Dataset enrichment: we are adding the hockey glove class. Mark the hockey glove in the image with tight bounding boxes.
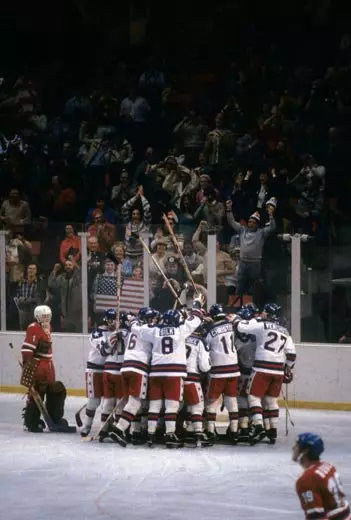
[283,365,293,384]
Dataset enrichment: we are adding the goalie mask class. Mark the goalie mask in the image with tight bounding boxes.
[34,305,52,325]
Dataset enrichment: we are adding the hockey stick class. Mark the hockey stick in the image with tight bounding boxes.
[131,232,183,307]
[162,213,199,295]
[9,343,76,433]
[81,405,117,442]
[75,403,87,427]
[281,385,295,432]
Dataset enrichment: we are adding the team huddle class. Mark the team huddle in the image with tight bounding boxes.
[19,303,350,519]
[79,296,296,448]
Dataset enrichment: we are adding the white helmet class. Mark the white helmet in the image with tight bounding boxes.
[34,305,52,324]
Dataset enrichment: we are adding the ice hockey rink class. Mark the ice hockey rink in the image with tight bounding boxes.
[0,393,350,520]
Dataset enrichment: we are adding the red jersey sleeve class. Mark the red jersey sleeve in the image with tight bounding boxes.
[21,323,40,363]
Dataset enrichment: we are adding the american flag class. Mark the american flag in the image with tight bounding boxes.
[120,278,145,314]
[94,275,145,314]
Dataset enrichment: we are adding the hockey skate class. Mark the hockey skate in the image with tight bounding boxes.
[226,429,239,445]
[80,424,92,438]
[249,424,266,445]
[147,432,156,447]
[109,426,128,447]
[265,427,277,445]
[131,430,148,446]
[236,428,250,444]
[165,433,183,449]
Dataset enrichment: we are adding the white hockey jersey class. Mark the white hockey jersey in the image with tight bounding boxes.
[185,334,211,383]
[138,314,202,377]
[86,326,113,372]
[235,329,256,375]
[104,328,129,375]
[121,321,153,375]
[206,320,240,378]
[234,318,296,375]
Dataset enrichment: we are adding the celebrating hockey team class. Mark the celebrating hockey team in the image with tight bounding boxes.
[19,296,298,447]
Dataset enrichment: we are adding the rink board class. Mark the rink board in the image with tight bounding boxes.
[1,332,351,411]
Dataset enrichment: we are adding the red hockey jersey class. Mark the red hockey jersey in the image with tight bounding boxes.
[21,322,53,363]
[296,461,350,520]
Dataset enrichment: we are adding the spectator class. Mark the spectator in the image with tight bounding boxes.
[5,226,32,284]
[59,224,81,265]
[204,112,235,173]
[110,170,135,222]
[110,242,133,277]
[14,263,46,330]
[122,185,151,264]
[225,200,276,299]
[0,188,31,228]
[86,196,116,225]
[48,260,82,332]
[173,110,208,167]
[194,187,225,233]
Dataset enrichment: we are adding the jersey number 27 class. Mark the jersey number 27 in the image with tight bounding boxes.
[264,332,287,353]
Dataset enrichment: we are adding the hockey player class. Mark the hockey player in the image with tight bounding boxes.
[183,323,211,447]
[21,305,69,432]
[234,306,257,443]
[99,311,130,441]
[293,433,351,520]
[81,309,118,437]
[234,302,296,444]
[136,295,205,448]
[110,307,158,447]
[205,304,240,444]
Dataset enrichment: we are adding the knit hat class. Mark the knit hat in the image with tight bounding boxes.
[266,197,277,209]
[249,211,260,223]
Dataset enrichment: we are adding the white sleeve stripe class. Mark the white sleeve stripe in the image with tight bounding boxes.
[22,348,35,353]
[23,342,36,349]
[306,507,325,514]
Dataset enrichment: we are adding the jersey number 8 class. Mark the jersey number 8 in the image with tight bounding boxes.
[161,337,174,354]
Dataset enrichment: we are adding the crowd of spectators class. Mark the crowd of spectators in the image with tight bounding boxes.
[1,15,351,342]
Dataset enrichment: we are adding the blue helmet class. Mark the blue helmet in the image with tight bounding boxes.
[296,432,324,459]
[103,309,117,324]
[263,303,281,319]
[237,307,252,320]
[209,304,226,320]
[119,311,133,328]
[138,307,160,323]
[244,302,259,316]
[162,309,184,327]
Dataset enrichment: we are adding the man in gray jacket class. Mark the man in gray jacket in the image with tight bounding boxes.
[225,200,276,299]
[48,260,82,332]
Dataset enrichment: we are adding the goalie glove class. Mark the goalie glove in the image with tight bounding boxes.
[283,365,293,384]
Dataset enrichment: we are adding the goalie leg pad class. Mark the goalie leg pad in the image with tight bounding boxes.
[23,395,43,432]
[46,381,67,424]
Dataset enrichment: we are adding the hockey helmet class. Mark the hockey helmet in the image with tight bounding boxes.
[162,309,184,327]
[243,302,259,316]
[209,303,226,320]
[138,307,160,323]
[296,432,324,459]
[120,311,133,328]
[34,305,52,324]
[103,309,117,324]
[236,307,252,320]
[263,302,281,319]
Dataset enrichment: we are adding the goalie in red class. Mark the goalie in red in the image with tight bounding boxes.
[21,305,73,433]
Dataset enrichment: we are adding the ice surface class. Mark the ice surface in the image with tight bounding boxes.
[0,393,350,520]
